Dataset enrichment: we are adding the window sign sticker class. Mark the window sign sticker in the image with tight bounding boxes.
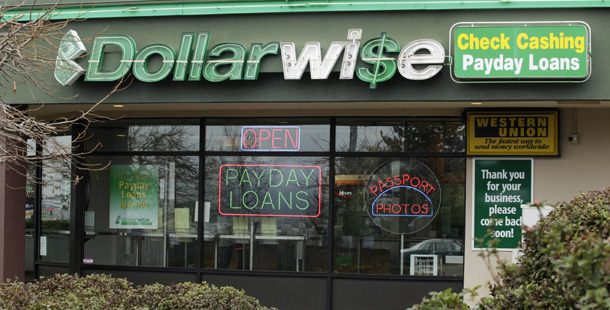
[109,165,160,229]
[365,160,442,234]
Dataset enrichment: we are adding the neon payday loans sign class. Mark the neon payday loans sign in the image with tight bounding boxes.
[218,164,322,217]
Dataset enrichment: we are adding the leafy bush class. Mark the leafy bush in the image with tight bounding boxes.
[410,187,610,310]
[406,288,474,310]
[487,187,610,309]
[0,273,276,310]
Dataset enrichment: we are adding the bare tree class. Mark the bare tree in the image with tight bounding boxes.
[0,1,126,184]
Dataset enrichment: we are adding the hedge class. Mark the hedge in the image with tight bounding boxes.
[0,273,277,310]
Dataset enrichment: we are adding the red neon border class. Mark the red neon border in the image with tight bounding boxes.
[218,164,322,218]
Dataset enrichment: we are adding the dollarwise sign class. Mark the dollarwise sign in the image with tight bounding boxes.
[55,29,445,88]
[218,164,322,217]
[56,22,590,87]
[451,22,591,82]
[54,30,87,86]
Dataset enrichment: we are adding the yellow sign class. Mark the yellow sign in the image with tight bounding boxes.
[467,111,558,156]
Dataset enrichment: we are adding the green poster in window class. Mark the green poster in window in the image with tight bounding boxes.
[109,165,159,229]
[473,159,532,250]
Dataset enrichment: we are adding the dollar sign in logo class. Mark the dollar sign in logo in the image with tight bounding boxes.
[54,30,87,86]
[357,32,400,89]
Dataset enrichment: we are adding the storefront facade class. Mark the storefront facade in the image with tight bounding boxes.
[4,1,610,309]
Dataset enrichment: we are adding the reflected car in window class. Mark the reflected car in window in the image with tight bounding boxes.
[400,238,464,275]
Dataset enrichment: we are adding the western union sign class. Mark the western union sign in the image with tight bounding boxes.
[467,111,559,156]
[451,22,591,82]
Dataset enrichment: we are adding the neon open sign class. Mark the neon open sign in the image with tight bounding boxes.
[218,164,321,217]
[241,126,301,151]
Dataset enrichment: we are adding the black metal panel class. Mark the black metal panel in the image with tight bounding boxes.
[332,277,463,310]
[203,274,327,310]
[70,123,86,275]
[37,265,70,278]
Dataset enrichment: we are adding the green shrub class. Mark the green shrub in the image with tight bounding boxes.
[409,187,610,310]
[406,288,474,310]
[0,274,276,310]
[486,187,610,309]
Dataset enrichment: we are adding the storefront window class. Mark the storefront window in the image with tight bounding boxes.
[405,121,465,153]
[25,163,36,281]
[441,122,466,153]
[336,118,465,153]
[203,155,329,272]
[333,118,465,276]
[59,116,464,277]
[39,136,73,263]
[336,118,404,152]
[83,155,199,267]
[333,156,465,276]
[86,119,200,152]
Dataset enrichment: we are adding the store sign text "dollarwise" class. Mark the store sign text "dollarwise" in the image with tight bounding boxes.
[54,29,445,89]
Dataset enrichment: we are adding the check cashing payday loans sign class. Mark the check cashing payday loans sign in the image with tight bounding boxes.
[54,21,591,88]
[451,21,591,82]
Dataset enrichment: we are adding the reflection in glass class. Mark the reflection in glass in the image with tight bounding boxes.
[444,122,466,153]
[203,156,329,272]
[86,119,200,152]
[336,118,465,153]
[40,136,72,263]
[25,163,36,281]
[336,118,404,152]
[84,155,199,267]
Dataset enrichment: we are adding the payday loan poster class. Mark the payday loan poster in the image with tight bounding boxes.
[110,165,159,229]
[473,159,532,250]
